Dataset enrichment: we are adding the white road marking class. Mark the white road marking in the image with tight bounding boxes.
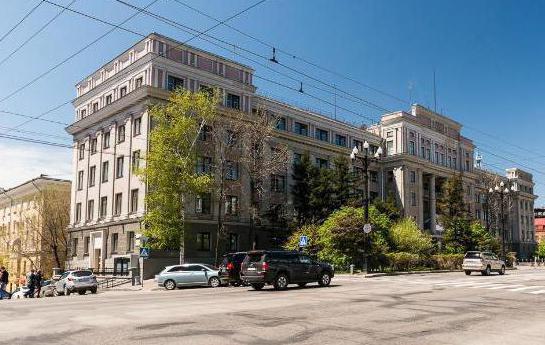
[485,284,524,290]
[509,286,545,292]
[525,289,545,295]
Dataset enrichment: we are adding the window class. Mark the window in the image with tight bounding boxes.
[84,236,90,256]
[92,102,99,113]
[411,192,417,206]
[293,152,302,165]
[409,141,415,155]
[167,75,184,91]
[105,94,112,105]
[294,122,308,136]
[114,193,122,216]
[102,161,109,183]
[225,161,239,180]
[410,171,416,183]
[271,174,286,192]
[370,171,378,183]
[315,128,329,142]
[435,152,440,164]
[199,84,213,96]
[335,134,347,147]
[225,196,239,215]
[116,156,124,178]
[441,153,445,166]
[386,131,393,138]
[78,143,85,160]
[133,117,141,136]
[127,231,135,252]
[77,170,84,190]
[80,108,86,118]
[198,125,211,141]
[75,203,82,222]
[120,86,127,98]
[103,131,110,149]
[226,93,240,109]
[386,141,394,155]
[117,125,125,143]
[100,196,107,218]
[276,117,286,130]
[353,139,363,151]
[87,199,94,221]
[195,194,211,214]
[111,233,119,253]
[135,77,143,88]
[130,189,138,213]
[196,156,212,174]
[88,166,96,187]
[426,148,431,161]
[72,238,78,257]
[316,158,329,169]
[229,233,239,251]
[197,232,210,251]
[90,138,97,155]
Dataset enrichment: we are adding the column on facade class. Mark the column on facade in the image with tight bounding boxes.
[418,169,424,229]
[430,174,436,234]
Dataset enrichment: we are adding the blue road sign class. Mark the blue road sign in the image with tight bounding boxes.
[139,247,150,258]
[299,235,309,247]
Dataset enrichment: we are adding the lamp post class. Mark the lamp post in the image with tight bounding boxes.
[488,181,515,259]
[350,141,383,272]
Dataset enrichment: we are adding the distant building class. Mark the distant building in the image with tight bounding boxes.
[534,208,545,243]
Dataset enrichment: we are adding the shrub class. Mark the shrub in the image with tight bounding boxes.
[284,224,321,256]
[386,252,421,271]
[388,218,434,255]
[431,254,464,270]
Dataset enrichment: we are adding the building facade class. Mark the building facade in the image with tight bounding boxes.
[65,33,538,272]
[0,176,71,291]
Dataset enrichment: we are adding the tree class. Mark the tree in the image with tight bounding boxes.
[284,224,321,255]
[536,240,545,258]
[437,174,467,220]
[138,89,217,260]
[291,152,315,225]
[331,156,353,209]
[372,193,401,223]
[470,222,501,253]
[309,168,336,223]
[389,218,434,255]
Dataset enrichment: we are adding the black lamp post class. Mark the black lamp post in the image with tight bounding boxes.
[489,181,515,259]
[350,140,383,272]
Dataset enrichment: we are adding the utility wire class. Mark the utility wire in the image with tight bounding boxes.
[0,0,45,44]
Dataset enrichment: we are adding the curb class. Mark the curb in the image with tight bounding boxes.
[337,267,517,279]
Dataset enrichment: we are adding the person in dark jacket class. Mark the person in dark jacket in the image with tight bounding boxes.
[35,270,43,298]
[0,267,8,300]
[24,269,36,298]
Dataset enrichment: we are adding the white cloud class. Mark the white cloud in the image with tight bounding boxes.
[0,141,72,189]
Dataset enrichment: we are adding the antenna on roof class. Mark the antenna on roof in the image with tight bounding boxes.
[298,81,304,93]
[270,47,278,64]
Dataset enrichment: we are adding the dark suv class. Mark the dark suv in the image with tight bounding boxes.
[219,252,247,286]
[240,250,334,290]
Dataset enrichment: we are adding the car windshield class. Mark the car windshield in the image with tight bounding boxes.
[464,252,481,259]
[247,253,264,263]
[73,271,93,277]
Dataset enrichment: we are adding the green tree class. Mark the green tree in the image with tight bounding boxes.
[389,218,434,255]
[442,217,473,254]
[284,224,322,256]
[291,152,315,225]
[470,222,501,253]
[372,193,401,223]
[437,174,468,220]
[536,240,545,258]
[331,155,353,209]
[309,168,336,223]
[138,89,217,258]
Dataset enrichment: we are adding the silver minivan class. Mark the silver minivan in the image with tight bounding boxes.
[155,264,221,290]
[54,270,98,296]
[462,251,506,276]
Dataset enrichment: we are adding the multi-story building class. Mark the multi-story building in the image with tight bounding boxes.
[0,175,71,291]
[534,208,545,243]
[65,33,538,273]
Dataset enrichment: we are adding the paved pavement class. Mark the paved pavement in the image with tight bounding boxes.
[2,267,545,345]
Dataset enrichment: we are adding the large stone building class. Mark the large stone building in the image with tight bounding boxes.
[64,33,537,273]
[0,176,71,291]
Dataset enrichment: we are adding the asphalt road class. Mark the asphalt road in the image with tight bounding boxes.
[2,267,545,345]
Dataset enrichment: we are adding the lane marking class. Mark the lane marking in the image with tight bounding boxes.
[509,286,545,292]
[526,289,545,295]
[485,284,524,290]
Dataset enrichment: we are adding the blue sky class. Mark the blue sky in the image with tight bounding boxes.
[0,0,544,202]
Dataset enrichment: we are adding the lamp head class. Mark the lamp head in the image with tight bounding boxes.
[489,188,494,193]
[500,181,505,187]
[504,187,510,194]
[352,146,359,156]
[363,141,369,149]
[376,146,383,156]
[494,185,500,192]
[350,152,355,160]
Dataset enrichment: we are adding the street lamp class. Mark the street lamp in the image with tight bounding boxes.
[489,181,512,259]
[350,140,383,272]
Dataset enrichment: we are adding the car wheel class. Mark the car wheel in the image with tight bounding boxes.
[209,277,221,288]
[251,283,265,290]
[164,279,176,290]
[297,283,307,288]
[90,287,97,294]
[499,265,506,275]
[78,290,86,295]
[465,271,471,276]
[274,273,289,290]
[318,272,332,287]
[481,266,491,276]
[64,287,71,296]
[53,288,61,297]
[231,281,241,287]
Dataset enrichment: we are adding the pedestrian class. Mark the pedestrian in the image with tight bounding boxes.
[0,267,8,300]
[23,269,36,298]
[34,270,43,298]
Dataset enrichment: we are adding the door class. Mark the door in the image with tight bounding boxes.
[187,265,208,285]
[296,255,319,282]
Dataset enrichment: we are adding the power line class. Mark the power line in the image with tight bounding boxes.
[0,99,72,136]
[0,0,45,44]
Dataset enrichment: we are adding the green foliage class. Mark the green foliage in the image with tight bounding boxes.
[470,222,501,253]
[389,218,434,255]
[386,252,421,271]
[443,219,501,255]
[138,89,218,249]
[431,254,464,270]
[331,156,354,209]
[372,193,401,223]
[291,152,314,225]
[536,241,545,258]
[284,224,321,256]
[437,174,468,220]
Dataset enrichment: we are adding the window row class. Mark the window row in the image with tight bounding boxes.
[78,78,143,120]
[77,151,141,190]
[74,189,139,223]
[78,119,142,161]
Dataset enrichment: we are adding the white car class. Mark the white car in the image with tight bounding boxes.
[463,251,506,276]
[54,270,98,296]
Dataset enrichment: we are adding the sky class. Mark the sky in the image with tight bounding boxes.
[0,0,544,202]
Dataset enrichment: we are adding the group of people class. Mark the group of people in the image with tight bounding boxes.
[0,267,9,299]
[23,269,43,298]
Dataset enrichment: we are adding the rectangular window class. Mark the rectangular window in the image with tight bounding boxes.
[92,102,99,113]
[84,236,90,256]
[276,117,286,130]
[271,174,287,192]
[410,171,416,183]
[225,161,239,180]
[386,131,393,138]
[100,196,107,218]
[435,152,440,164]
[195,193,211,214]
[225,196,239,215]
[102,161,109,183]
[114,193,122,216]
[72,238,78,257]
[335,134,347,147]
[226,93,240,109]
[132,150,141,173]
[120,86,127,98]
[116,156,124,178]
[196,156,212,174]
[127,231,135,252]
[386,141,394,156]
[135,77,143,88]
[77,170,84,190]
[167,75,184,91]
[80,108,86,118]
[111,233,119,253]
[117,125,125,143]
[426,148,431,161]
[90,138,97,155]
[78,143,85,160]
[105,94,112,105]
[197,232,211,251]
[88,166,96,187]
[198,125,211,141]
[315,128,329,142]
[316,158,329,169]
[370,171,378,183]
[294,122,308,136]
[229,233,239,251]
[411,192,417,206]
[133,117,141,136]
[103,131,110,149]
[130,189,138,213]
[75,203,82,222]
[293,152,302,165]
[353,139,363,151]
[409,141,415,155]
[420,146,425,158]
[87,199,94,221]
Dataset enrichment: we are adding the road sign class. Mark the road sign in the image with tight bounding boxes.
[363,223,372,234]
[299,235,309,247]
[139,247,150,259]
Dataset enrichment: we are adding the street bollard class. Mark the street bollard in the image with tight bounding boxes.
[350,264,355,275]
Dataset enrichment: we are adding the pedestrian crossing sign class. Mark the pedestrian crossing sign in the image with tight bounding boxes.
[140,247,150,258]
[299,235,309,247]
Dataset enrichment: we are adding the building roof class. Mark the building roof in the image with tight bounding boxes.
[0,175,71,203]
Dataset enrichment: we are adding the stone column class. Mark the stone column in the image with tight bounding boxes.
[418,169,424,229]
[430,175,436,234]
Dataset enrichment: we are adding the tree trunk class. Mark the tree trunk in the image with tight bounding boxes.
[51,244,61,269]
[179,195,185,265]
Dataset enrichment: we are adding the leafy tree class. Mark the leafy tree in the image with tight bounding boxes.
[331,156,353,209]
[372,193,401,223]
[442,217,473,254]
[437,174,468,220]
[536,240,545,258]
[470,222,501,253]
[389,218,434,255]
[291,152,315,225]
[138,89,217,258]
[284,224,321,256]
[309,168,336,223]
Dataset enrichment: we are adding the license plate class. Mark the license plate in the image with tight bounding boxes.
[80,278,89,282]
[247,267,256,271]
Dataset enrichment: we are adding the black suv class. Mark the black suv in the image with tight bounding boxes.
[219,252,247,286]
[240,250,334,290]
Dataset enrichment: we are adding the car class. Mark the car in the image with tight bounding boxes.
[155,264,221,290]
[10,287,26,299]
[219,252,247,286]
[462,251,506,276]
[240,250,334,290]
[39,280,56,297]
[54,270,98,296]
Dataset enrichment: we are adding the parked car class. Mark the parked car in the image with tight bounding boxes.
[463,251,506,276]
[54,270,98,296]
[10,287,26,299]
[219,252,247,286]
[155,264,221,290]
[240,250,334,290]
[40,280,56,297]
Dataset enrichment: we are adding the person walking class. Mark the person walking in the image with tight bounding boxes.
[34,270,43,298]
[24,269,36,298]
[0,267,8,300]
